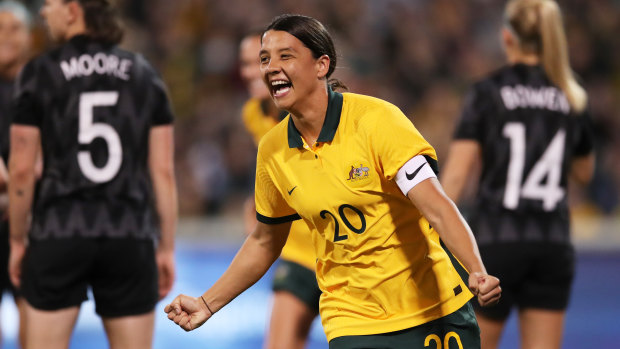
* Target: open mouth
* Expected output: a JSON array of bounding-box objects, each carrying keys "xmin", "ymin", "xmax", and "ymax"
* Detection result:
[{"xmin": 270, "ymin": 80, "xmax": 292, "ymax": 98}]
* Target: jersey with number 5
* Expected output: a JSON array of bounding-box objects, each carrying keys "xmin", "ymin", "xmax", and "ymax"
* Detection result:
[
  {"xmin": 453, "ymin": 64, "xmax": 593, "ymax": 244},
  {"xmin": 12, "ymin": 35, "xmax": 174, "ymax": 240}
]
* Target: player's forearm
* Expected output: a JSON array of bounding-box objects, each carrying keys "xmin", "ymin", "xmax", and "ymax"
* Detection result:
[
  {"xmin": 409, "ymin": 178, "xmax": 486, "ymax": 274},
  {"xmin": 9, "ymin": 126, "xmax": 41, "ymax": 242},
  {"xmin": 430, "ymin": 200, "xmax": 486, "ymax": 274},
  {"xmin": 201, "ymin": 223, "xmax": 289, "ymax": 313},
  {"xmin": 152, "ymin": 168, "xmax": 177, "ymax": 252},
  {"xmin": 8, "ymin": 168, "xmax": 36, "ymax": 242}
]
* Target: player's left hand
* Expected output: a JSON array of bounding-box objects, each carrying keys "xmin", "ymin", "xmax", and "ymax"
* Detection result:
[
  {"xmin": 156, "ymin": 247, "xmax": 176, "ymax": 300},
  {"xmin": 468, "ymin": 272, "xmax": 501, "ymax": 306}
]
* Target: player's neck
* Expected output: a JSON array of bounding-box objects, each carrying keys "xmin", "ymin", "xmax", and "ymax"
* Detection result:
[
  {"xmin": 289, "ymin": 85, "xmax": 329, "ymax": 146},
  {"xmin": 507, "ymin": 49, "xmax": 540, "ymax": 66},
  {"xmin": 64, "ymin": 20, "xmax": 88, "ymax": 42}
]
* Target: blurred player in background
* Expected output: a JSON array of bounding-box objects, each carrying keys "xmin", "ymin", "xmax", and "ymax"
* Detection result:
[
  {"xmin": 441, "ymin": 0, "xmax": 594, "ymax": 348},
  {"xmin": 9, "ymin": 0, "xmax": 177, "ymax": 348},
  {"xmin": 166, "ymin": 14, "xmax": 501, "ymax": 349},
  {"xmin": 0, "ymin": 1, "xmax": 32, "ymax": 346},
  {"xmin": 239, "ymin": 30, "xmax": 320, "ymax": 349}
]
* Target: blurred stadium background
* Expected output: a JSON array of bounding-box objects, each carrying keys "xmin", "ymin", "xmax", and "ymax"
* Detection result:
[{"xmin": 2, "ymin": 0, "xmax": 619, "ymax": 348}]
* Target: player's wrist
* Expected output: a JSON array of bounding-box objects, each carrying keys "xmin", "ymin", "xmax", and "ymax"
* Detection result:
[
  {"xmin": 157, "ymin": 245, "xmax": 174, "ymax": 255},
  {"xmin": 200, "ymin": 295, "xmax": 215, "ymax": 317}
]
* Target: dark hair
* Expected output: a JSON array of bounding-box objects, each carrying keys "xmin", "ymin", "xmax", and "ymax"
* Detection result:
[
  {"xmin": 66, "ymin": 0, "xmax": 123, "ymax": 45},
  {"xmin": 265, "ymin": 14, "xmax": 347, "ymax": 91}
]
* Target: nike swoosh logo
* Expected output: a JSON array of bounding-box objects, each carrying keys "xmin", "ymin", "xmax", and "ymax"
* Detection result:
[
  {"xmin": 287, "ymin": 186, "xmax": 297, "ymax": 195},
  {"xmin": 406, "ymin": 162, "xmax": 427, "ymax": 181}
]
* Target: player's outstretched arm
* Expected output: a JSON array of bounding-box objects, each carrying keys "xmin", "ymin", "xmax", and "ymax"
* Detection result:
[
  {"xmin": 407, "ymin": 177, "xmax": 501, "ymax": 306},
  {"xmin": 164, "ymin": 220, "xmax": 291, "ymax": 331}
]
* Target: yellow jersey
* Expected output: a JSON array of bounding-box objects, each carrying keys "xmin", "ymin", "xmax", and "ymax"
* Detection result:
[
  {"xmin": 242, "ymin": 97, "xmax": 316, "ymax": 271},
  {"xmin": 255, "ymin": 89, "xmax": 472, "ymax": 341}
]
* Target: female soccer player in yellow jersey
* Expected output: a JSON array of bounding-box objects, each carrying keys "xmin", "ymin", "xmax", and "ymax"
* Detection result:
[
  {"xmin": 239, "ymin": 31, "xmax": 321, "ymax": 349},
  {"xmin": 441, "ymin": 1, "xmax": 594, "ymax": 348},
  {"xmin": 166, "ymin": 14, "xmax": 501, "ymax": 348}
]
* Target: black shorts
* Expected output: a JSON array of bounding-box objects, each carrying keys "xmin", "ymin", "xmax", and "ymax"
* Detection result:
[
  {"xmin": 21, "ymin": 237, "xmax": 158, "ymax": 317},
  {"xmin": 272, "ymin": 259, "xmax": 321, "ymax": 312},
  {"xmin": 474, "ymin": 242, "xmax": 575, "ymax": 320},
  {"xmin": 329, "ymin": 302, "xmax": 480, "ymax": 349}
]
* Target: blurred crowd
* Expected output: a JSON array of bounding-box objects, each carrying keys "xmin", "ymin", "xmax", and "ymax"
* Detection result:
[{"xmin": 20, "ymin": 0, "xmax": 620, "ymax": 216}]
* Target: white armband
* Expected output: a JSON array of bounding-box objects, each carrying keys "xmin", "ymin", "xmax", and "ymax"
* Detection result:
[{"xmin": 395, "ymin": 155, "xmax": 436, "ymax": 196}]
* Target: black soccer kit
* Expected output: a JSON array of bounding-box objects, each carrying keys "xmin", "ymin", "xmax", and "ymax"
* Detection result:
[
  {"xmin": 454, "ymin": 64, "xmax": 594, "ymax": 318},
  {"xmin": 12, "ymin": 35, "xmax": 174, "ymax": 316}
]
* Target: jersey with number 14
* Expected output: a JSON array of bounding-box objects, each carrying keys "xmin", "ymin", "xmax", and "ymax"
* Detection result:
[
  {"xmin": 255, "ymin": 88, "xmax": 472, "ymax": 341},
  {"xmin": 12, "ymin": 35, "xmax": 174, "ymax": 240},
  {"xmin": 454, "ymin": 64, "xmax": 593, "ymax": 244}
]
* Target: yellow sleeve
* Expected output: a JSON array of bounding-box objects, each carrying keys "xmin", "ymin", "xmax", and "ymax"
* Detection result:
[
  {"xmin": 367, "ymin": 103, "xmax": 437, "ymax": 180},
  {"xmin": 242, "ymin": 98, "xmax": 279, "ymax": 146},
  {"xmin": 254, "ymin": 149, "xmax": 299, "ymax": 223}
]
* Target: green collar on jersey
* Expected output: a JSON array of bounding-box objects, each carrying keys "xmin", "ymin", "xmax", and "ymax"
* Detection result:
[{"xmin": 287, "ymin": 87, "xmax": 343, "ymax": 148}]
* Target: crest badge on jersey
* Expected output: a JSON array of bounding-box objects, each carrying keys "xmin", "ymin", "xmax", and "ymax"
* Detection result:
[{"xmin": 346, "ymin": 164, "xmax": 370, "ymax": 182}]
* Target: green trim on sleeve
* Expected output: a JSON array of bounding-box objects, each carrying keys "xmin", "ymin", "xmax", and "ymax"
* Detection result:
[{"xmin": 256, "ymin": 212, "xmax": 301, "ymax": 224}]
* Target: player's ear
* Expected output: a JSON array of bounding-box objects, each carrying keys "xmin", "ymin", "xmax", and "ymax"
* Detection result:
[
  {"xmin": 501, "ymin": 27, "xmax": 516, "ymax": 49},
  {"xmin": 66, "ymin": 0, "xmax": 84, "ymax": 26},
  {"xmin": 316, "ymin": 54, "xmax": 330, "ymax": 79}
]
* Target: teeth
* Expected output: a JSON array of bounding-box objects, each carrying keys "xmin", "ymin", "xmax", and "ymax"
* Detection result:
[
  {"xmin": 274, "ymin": 86, "xmax": 291, "ymax": 97},
  {"xmin": 271, "ymin": 80, "xmax": 289, "ymax": 86}
]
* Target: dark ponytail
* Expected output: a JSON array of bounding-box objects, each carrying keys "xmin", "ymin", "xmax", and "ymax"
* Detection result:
[
  {"xmin": 265, "ymin": 14, "xmax": 347, "ymax": 91},
  {"xmin": 68, "ymin": 0, "xmax": 123, "ymax": 45}
]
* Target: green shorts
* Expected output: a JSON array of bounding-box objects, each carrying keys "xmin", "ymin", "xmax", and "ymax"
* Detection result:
[
  {"xmin": 272, "ymin": 259, "xmax": 321, "ymax": 311},
  {"xmin": 329, "ymin": 302, "xmax": 480, "ymax": 349}
]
